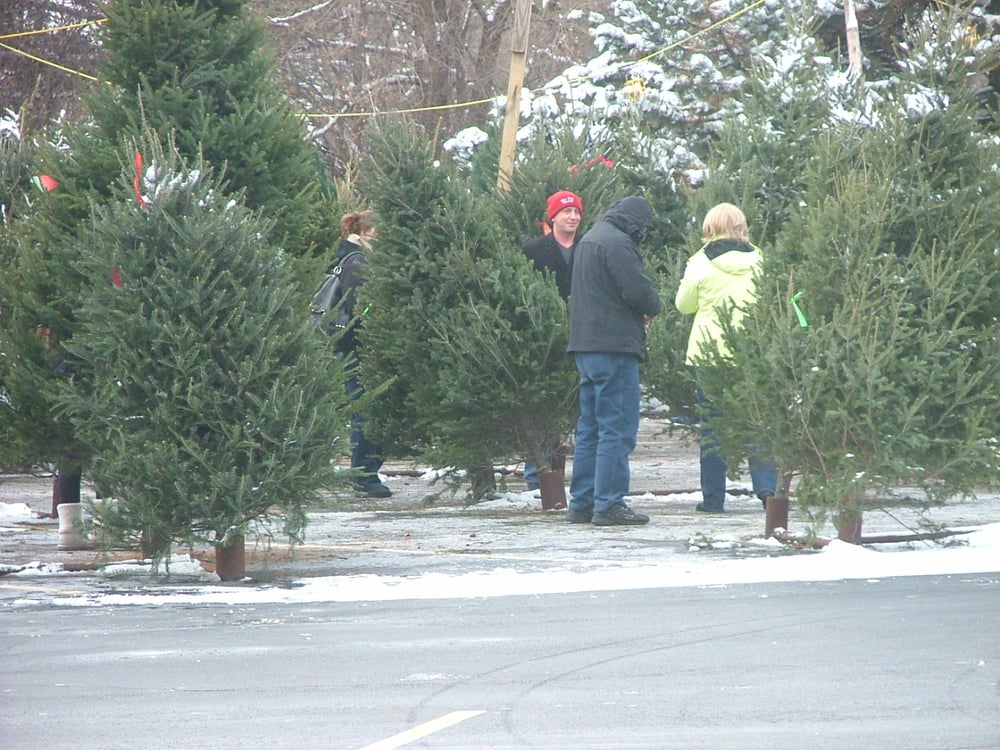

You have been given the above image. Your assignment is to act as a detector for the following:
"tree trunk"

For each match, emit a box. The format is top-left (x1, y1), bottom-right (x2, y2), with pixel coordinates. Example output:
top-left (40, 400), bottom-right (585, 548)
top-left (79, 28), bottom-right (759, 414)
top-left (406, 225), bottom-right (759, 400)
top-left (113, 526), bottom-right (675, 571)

top-left (50, 476), bottom-right (60, 517)
top-left (469, 465), bottom-right (497, 500)
top-left (214, 534), bottom-right (246, 581)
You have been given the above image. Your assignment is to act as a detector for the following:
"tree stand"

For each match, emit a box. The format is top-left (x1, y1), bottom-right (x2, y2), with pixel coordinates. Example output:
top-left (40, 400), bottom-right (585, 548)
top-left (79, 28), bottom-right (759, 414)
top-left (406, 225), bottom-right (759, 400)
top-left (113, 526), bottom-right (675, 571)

top-left (836, 492), bottom-right (864, 543)
top-left (764, 471), bottom-right (794, 538)
top-left (214, 534), bottom-right (246, 581)
top-left (764, 494), bottom-right (790, 538)
top-left (538, 446), bottom-right (568, 511)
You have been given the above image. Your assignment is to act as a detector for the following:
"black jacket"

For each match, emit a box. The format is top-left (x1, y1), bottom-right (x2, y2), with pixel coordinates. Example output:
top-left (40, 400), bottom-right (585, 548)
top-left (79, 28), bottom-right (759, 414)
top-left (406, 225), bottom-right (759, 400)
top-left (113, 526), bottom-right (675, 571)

top-left (334, 236), bottom-right (367, 352)
top-left (567, 196), bottom-right (662, 359)
top-left (522, 231), bottom-right (575, 301)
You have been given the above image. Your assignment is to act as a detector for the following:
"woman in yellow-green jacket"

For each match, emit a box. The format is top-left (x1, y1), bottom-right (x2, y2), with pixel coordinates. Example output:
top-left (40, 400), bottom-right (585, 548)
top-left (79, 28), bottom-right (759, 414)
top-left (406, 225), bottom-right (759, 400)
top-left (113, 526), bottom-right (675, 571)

top-left (675, 203), bottom-right (777, 513)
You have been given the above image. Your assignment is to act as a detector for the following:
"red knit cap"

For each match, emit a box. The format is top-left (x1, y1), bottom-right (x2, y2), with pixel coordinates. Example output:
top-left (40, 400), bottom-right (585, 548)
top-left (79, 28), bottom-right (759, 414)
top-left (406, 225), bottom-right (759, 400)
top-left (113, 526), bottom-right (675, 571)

top-left (546, 190), bottom-right (583, 221)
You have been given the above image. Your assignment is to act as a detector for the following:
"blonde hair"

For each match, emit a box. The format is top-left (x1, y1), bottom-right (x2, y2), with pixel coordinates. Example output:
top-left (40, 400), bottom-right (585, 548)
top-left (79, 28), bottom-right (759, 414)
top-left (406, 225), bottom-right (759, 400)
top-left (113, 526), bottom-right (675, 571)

top-left (339, 210), bottom-right (375, 238)
top-left (701, 203), bottom-right (749, 242)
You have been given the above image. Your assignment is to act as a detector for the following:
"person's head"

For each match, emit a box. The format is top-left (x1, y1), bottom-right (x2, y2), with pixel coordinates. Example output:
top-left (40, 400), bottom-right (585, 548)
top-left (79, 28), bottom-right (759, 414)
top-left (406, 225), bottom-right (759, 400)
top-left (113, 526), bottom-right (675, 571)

top-left (546, 190), bottom-right (583, 237)
top-left (702, 203), bottom-right (749, 243)
top-left (340, 210), bottom-right (377, 240)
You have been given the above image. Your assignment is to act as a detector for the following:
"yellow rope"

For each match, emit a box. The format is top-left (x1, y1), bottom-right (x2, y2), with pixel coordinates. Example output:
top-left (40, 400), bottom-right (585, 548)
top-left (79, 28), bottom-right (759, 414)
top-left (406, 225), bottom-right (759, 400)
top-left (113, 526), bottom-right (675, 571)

top-left (1, 0), bottom-right (769, 119)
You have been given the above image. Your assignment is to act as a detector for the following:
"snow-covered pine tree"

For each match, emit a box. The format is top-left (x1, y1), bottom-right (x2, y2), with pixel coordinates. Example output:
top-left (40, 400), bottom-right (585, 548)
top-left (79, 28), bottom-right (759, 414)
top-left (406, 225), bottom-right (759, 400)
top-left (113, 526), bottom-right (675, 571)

top-left (456, 120), bottom-right (620, 247)
top-left (356, 119), bottom-right (580, 500)
top-left (57, 138), bottom-right (353, 575)
top-left (696, 1), bottom-right (1000, 531)
top-left (449, 1), bottom-right (827, 423)
top-left (643, 10), bottom-right (853, 426)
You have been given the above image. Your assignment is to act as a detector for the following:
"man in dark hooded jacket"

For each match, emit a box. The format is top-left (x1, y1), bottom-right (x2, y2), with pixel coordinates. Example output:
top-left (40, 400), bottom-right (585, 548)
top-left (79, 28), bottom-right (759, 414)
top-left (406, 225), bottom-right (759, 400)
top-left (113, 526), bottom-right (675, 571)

top-left (566, 196), bottom-right (662, 526)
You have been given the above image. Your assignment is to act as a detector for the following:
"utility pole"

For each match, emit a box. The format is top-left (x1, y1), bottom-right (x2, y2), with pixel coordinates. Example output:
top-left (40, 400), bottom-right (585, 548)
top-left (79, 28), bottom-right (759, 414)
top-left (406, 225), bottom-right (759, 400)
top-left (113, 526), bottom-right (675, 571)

top-left (497, 0), bottom-right (532, 192)
top-left (845, 0), bottom-right (862, 79)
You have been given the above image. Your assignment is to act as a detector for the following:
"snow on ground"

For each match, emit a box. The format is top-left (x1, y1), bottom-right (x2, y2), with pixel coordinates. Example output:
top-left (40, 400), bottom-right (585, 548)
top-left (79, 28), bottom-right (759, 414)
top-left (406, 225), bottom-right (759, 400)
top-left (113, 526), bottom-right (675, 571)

top-left (2, 422), bottom-right (998, 608)
top-left (3, 476), bottom-right (999, 609)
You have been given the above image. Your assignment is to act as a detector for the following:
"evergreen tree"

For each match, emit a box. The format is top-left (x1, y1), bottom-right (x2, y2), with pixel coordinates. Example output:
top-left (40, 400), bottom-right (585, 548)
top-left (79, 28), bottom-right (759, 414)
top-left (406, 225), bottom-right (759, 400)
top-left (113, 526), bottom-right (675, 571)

top-left (696, 2), bottom-right (1000, 527)
top-left (3, 0), bottom-right (336, 484)
top-left (459, 121), bottom-right (620, 246)
top-left (0, 124), bottom-right (56, 469)
top-left (66, 0), bottom-right (334, 255)
top-left (357, 119), bottom-right (580, 499)
top-left (512, 0), bottom-right (802, 181)
top-left (56, 137), bottom-right (353, 570)
top-left (643, 12), bottom-right (852, 426)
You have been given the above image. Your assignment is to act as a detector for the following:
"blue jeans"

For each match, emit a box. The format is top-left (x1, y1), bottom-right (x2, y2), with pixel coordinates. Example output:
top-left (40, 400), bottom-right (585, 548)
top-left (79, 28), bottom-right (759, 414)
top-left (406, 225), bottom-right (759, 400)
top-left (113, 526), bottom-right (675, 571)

top-left (696, 383), bottom-right (776, 510)
top-left (524, 460), bottom-right (540, 489)
top-left (346, 371), bottom-right (384, 487)
top-left (569, 353), bottom-right (640, 514)
top-left (524, 448), bottom-right (557, 489)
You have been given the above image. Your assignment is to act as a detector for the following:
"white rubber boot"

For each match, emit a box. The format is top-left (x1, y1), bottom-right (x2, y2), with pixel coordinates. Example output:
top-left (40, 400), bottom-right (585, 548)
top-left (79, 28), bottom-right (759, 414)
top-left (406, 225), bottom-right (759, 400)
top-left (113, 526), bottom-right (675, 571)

top-left (57, 503), bottom-right (95, 551)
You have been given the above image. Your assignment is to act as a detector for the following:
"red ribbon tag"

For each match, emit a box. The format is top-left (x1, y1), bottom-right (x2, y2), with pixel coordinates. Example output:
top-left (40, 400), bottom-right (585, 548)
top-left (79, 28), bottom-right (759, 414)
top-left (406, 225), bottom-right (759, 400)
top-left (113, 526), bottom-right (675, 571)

top-left (36, 174), bottom-right (59, 191)
top-left (569, 154), bottom-right (616, 172)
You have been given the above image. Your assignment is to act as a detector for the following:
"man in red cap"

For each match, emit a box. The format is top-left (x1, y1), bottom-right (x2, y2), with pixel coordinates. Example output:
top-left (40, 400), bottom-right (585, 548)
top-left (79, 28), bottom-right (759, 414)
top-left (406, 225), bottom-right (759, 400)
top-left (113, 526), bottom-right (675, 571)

top-left (521, 189), bottom-right (583, 302)
top-left (520, 190), bottom-right (583, 490)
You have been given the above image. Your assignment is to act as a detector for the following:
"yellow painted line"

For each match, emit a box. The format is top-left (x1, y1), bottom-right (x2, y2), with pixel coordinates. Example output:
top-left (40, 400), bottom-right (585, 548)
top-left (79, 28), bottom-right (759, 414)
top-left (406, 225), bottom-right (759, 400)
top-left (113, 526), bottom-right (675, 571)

top-left (357, 710), bottom-right (486, 750)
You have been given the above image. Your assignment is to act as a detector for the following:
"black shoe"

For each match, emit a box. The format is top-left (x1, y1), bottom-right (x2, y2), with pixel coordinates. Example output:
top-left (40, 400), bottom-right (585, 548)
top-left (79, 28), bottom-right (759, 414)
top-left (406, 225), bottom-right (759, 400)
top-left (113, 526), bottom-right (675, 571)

top-left (695, 502), bottom-right (724, 514)
top-left (355, 482), bottom-right (392, 499)
top-left (566, 507), bottom-right (594, 524)
top-left (592, 504), bottom-right (649, 526)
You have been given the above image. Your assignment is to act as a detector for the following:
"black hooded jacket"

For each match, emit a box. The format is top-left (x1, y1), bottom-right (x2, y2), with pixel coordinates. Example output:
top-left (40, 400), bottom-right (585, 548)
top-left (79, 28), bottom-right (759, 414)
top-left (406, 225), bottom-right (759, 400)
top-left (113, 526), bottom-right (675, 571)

top-left (333, 236), bottom-right (367, 352)
top-left (567, 196), bottom-right (662, 359)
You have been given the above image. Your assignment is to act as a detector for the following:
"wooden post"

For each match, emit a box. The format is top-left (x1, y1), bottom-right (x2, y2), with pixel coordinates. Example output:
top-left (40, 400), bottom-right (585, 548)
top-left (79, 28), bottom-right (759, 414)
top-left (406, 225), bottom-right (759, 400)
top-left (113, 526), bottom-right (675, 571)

top-left (496, 0), bottom-right (532, 192)
top-left (845, 0), bottom-right (862, 79)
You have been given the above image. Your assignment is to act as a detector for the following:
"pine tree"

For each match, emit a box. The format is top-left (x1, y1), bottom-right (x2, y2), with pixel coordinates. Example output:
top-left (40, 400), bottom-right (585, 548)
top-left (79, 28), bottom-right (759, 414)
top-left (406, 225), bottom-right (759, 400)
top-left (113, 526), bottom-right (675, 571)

top-left (66, 0), bottom-right (334, 255)
top-left (4, 0), bottom-right (336, 488)
top-left (55, 137), bottom-right (353, 573)
top-left (0, 125), bottom-right (56, 469)
top-left (643, 12), bottom-right (852, 425)
top-left (461, 121), bottom-right (620, 246)
top-left (696, 2), bottom-right (1000, 531)
top-left (356, 119), bottom-right (581, 500)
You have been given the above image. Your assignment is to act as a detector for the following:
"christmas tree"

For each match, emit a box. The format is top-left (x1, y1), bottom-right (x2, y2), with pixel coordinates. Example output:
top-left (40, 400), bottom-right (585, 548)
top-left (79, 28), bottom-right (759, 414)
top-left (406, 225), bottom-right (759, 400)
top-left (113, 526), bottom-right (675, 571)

top-left (3, 0), bottom-right (336, 503)
top-left (696, 2), bottom-right (1000, 534)
top-left (356, 119), bottom-right (581, 499)
top-left (57, 137), bottom-right (353, 575)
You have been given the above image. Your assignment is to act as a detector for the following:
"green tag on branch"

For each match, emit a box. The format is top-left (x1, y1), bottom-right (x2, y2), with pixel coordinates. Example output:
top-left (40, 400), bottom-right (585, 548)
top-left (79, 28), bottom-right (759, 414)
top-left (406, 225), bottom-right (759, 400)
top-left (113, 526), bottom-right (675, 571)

top-left (791, 291), bottom-right (808, 328)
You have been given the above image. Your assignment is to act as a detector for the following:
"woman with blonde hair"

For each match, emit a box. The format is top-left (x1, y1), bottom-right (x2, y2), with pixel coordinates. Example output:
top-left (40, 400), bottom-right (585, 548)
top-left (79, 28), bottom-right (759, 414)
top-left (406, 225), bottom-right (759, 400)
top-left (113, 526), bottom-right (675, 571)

top-left (675, 203), bottom-right (776, 513)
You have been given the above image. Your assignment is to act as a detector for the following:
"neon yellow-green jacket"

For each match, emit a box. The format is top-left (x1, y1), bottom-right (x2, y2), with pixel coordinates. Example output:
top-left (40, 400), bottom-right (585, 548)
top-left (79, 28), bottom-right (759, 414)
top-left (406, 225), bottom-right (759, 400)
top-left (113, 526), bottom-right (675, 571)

top-left (674, 238), bottom-right (763, 365)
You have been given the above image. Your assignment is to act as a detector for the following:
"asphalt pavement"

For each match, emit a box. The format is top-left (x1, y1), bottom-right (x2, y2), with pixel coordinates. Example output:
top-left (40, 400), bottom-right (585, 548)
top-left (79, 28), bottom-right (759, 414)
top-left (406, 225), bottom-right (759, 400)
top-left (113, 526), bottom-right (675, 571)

top-left (3, 574), bottom-right (998, 750)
